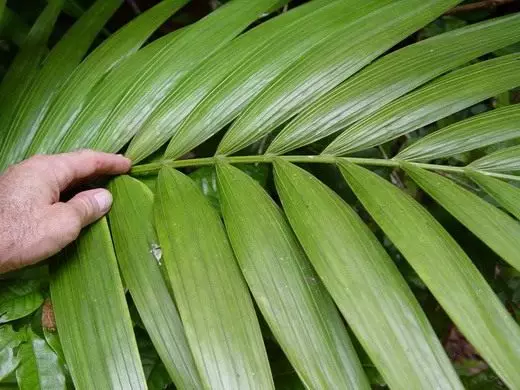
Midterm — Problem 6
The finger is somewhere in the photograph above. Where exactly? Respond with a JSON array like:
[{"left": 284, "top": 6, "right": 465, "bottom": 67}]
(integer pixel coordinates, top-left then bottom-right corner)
[{"left": 41, "top": 150, "right": 131, "bottom": 191}]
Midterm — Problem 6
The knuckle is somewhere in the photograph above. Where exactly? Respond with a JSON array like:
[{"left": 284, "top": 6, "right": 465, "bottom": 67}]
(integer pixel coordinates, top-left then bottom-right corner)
[
  {"left": 76, "top": 196, "right": 95, "bottom": 218},
  {"left": 92, "top": 155, "right": 106, "bottom": 171},
  {"left": 65, "top": 218, "right": 82, "bottom": 241}
]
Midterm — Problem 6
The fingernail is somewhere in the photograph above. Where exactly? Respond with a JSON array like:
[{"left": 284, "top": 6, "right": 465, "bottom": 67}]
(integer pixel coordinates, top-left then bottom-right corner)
[{"left": 94, "top": 190, "right": 113, "bottom": 213}]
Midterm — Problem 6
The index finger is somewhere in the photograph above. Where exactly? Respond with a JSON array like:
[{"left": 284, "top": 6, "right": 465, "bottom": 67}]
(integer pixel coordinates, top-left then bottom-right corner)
[{"left": 44, "top": 150, "right": 132, "bottom": 191}]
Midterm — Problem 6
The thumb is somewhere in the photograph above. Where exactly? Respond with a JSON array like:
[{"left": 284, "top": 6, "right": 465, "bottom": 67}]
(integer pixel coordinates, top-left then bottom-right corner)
[
  {"left": 28, "top": 189, "right": 113, "bottom": 263},
  {"left": 50, "top": 189, "right": 113, "bottom": 245},
  {"left": 66, "top": 188, "right": 113, "bottom": 228}
]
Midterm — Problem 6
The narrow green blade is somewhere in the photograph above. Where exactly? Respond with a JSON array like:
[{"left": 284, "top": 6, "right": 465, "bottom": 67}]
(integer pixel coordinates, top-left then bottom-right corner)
[
  {"left": 142, "top": 0, "right": 360, "bottom": 161},
  {"left": 273, "top": 160, "right": 461, "bottom": 390},
  {"left": 0, "top": 0, "right": 63, "bottom": 168},
  {"left": 108, "top": 176, "right": 203, "bottom": 389},
  {"left": 325, "top": 53, "right": 520, "bottom": 156},
  {"left": 468, "top": 171, "right": 520, "bottom": 220},
  {"left": 16, "top": 330, "right": 66, "bottom": 390},
  {"left": 27, "top": 0, "right": 189, "bottom": 156},
  {"left": 100, "top": 0, "right": 334, "bottom": 160},
  {"left": 217, "top": 0, "right": 461, "bottom": 155},
  {"left": 269, "top": 14, "right": 520, "bottom": 155},
  {"left": 216, "top": 163, "right": 369, "bottom": 389},
  {"left": 159, "top": 0, "right": 385, "bottom": 161},
  {"left": 339, "top": 161, "right": 520, "bottom": 389},
  {"left": 404, "top": 164, "right": 520, "bottom": 272},
  {"left": 470, "top": 144, "right": 520, "bottom": 172},
  {"left": 155, "top": 167, "right": 274, "bottom": 389},
  {"left": 397, "top": 104, "right": 520, "bottom": 161},
  {"left": 0, "top": 0, "right": 122, "bottom": 170},
  {"left": 62, "top": 0, "right": 286, "bottom": 161},
  {"left": 50, "top": 219, "right": 146, "bottom": 390}
]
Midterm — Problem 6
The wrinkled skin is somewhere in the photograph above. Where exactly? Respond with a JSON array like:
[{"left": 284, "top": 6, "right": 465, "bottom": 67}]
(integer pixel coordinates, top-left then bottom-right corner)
[{"left": 0, "top": 150, "right": 131, "bottom": 274}]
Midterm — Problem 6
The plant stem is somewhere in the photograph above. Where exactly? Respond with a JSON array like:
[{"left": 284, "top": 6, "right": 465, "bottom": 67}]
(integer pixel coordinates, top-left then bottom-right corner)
[{"left": 130, "top": 155, "right": 520, "bottom": 182}]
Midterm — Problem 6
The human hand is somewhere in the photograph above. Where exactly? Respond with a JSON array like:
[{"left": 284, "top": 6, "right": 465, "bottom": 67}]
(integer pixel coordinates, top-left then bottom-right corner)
[{"left": 0, "top": 150, "right": 131, "bottom": 274}]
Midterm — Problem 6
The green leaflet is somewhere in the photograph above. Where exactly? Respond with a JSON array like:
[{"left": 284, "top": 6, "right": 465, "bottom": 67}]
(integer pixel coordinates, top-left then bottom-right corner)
[
  {"left": 159, "top": 0, "right": 384, "bottom": 161},
  {"left": 470, "top": 144, "right": 520, "bottom": 172},
  {"left": 144, "top": 0, "right": 361, "bottom": 161},
  {"left": 155, "top": 167, "right": 273, "bottom": 389},
  {"left": 50, "top": 218, "right": 146, "bottom": 390},
  {"left": 269, "top": 14, "right": 520, "bottom": 155},
  {"left": 468, "top": 171, "right": 520, "bottom": 220},
  {"left": 339, "top": 161, "right": 520, "bottom": 389},
  {"left": 0, "top": 0, "right": 122, "bottom": 170},
  {"left": 404, "top": 165, "right": 520, "bottom": 272},
  {"left": 16, "top": 330, "right": 66, "bottom": 390},
  {"left": 273, "top": 160, "right": 461, "bottom": 390},
  {"left": 0, "top": 280, "right": 43, "bottom": 324},
  {"left": 0, "top": 0, "right": 63, "bottom": 170},
  {"left": 397, "top": 104, "right": 520, "bottom": 161},
  {"left": 216, "top": 163, "right": 369, "bottom": 389},
  {"left": 324, "top": 53, "right": 520, "bottom": 156},
  {"left": 217, "top": 0, "right": 461, "bottom": 156},
  {"left": 108, "top": 176, "right": 202, "bottom": 389},
  {"left": 27, "top": 0, "right": 189, "bottom": 156},
  {"left": 63, "top": 0, "right": 286, "bottom": 161}
]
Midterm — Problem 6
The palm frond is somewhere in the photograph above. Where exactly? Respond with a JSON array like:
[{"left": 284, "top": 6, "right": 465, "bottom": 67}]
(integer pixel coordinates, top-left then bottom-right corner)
[{"left": 1, "top": 0, "right": 520, "bottom": 389}]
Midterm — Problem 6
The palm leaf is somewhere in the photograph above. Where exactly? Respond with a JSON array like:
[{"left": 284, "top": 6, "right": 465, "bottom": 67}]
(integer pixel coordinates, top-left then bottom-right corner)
[
  {"left": 108, "top": 176, "right": 203, "bottom": 389},
  {"left": 0, "top": 0, "right": 64, "bottom": 171},
  {"left": 0, "top": 0, "right": 122, "bottom": 169},
  {"left": 2, "top": 0, "right": 520, "bottom": 388},
  {"left": 137, "top": 0, "right": 369, "bottom": 161},
  {"left": 26, "top": 0, "right": 190, "bottom": 156},
  {"left": 404, "top": 164, "right": 520, "bottom": 272},
  {"left": 397, "top": 104, "right": 520, "bottom": 161},
  {"left": 470, "top": 144, "right": 520, "bottom": 172},
  {"left": 270, "top": 13, "right": 520, "bottom": 155},
  {"left": 217, "top": 0, "right": 461, "bottom": 156},
  {"left": 50, "top": 219, "right": 146, "bottom": 389},
  {"left": 339, "top": 161, "right": 520, "bottom": 389},
  {"left": 468, "top": 171, "right": 520, "bottom": 220},
  {"left": 217, "top": 163, "right": 369, "bottom": 389},
  {"left": 61, "top": 0, "right": 287, "bottom": 160},
  {"left": 155, "top": 167, "right": 273, "bottom": 389},
  {"left": 274, "top": 159, "right": 462, "bottom": 389},
  {"left": 324, "top": 53, "right": 520, "bottom": 155}
]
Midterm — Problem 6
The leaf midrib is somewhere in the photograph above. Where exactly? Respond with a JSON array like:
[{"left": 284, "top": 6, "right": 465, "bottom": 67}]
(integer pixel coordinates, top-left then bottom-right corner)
[{"left": 130, "top": 155, "right": 520, "bottom": 183}]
